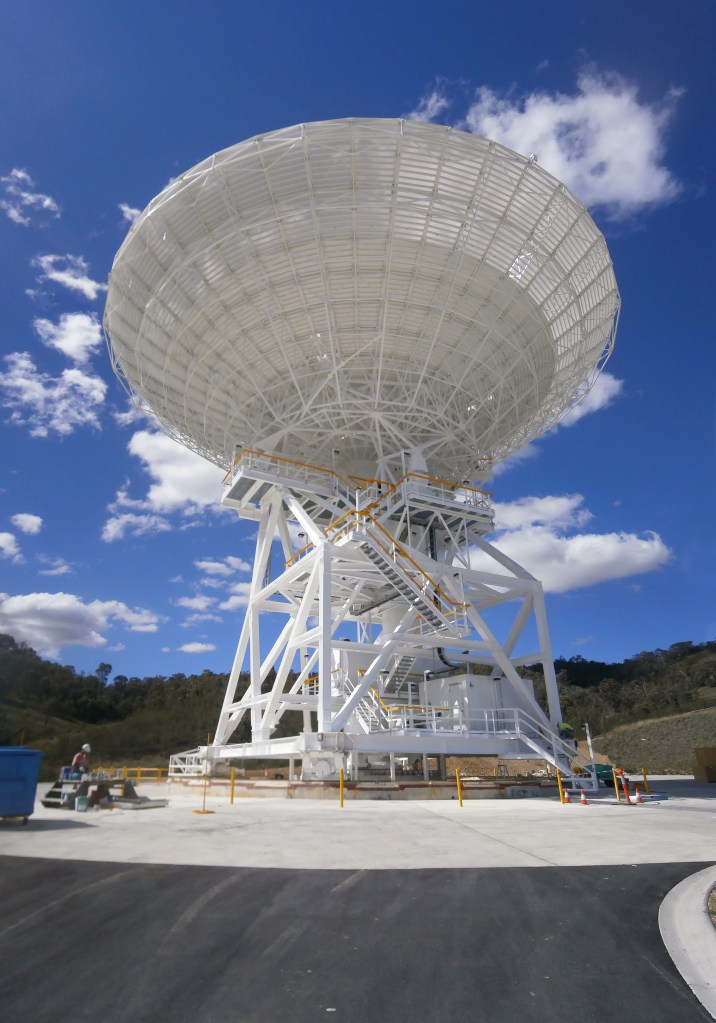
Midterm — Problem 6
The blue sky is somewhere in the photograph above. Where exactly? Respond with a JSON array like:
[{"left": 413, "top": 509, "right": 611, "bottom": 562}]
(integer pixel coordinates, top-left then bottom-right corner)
[{"left": 0, "top": 1, "right": 714, "bottom": 679}]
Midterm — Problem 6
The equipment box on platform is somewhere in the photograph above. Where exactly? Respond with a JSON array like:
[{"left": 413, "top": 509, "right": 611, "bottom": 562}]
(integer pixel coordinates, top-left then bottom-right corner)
[{"left": 0, "top": 747, "right": 43, "bottom": 823}]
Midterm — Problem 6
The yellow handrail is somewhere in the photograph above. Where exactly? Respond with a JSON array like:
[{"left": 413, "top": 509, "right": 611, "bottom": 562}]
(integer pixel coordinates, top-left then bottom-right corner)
[
  {"left": 222, "top": 448, "right": 352, "bottom": 490},
  {"left": 361, "top": 513, "right": 467, "bottom": 609}
]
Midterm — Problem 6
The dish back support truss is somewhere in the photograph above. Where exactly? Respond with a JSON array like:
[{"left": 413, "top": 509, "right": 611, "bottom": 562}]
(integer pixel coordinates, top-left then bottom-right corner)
[{"left": 195, "top": 450, "right": 587, "bottom": 782}]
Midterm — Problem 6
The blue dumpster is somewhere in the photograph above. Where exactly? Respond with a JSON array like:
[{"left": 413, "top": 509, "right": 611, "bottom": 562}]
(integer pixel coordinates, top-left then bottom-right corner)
[{"left": 0, "top": 747, "right": 44, "bottom": 823}]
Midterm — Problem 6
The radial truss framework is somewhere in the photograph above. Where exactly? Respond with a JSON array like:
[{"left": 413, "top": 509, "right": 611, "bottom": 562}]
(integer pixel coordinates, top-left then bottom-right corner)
[{"left": 104, "top": 118, "right": 620, "bottom": 481}]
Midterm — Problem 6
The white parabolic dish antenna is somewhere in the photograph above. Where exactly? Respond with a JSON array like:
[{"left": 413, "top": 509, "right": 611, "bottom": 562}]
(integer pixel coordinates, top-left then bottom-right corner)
[{"left": 104, "top": 118, "right": 620, "bottom": 479}]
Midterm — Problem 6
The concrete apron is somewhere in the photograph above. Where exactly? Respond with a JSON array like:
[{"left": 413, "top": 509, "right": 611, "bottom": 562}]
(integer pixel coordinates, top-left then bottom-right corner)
[{"left": 169, "top": 777, "right": 559, "bottom": 800}]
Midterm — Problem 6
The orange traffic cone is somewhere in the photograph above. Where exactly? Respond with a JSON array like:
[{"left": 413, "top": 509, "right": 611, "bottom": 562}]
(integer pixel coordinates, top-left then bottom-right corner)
[
  {"left": 635, "top": 788, "right": 643, "bottom": 803},
  {"left": 563, "top": 789, "right": 571, "bottom": 804},
  {"left": 580, "top": 789, "right": 588, "bottom": 806}
]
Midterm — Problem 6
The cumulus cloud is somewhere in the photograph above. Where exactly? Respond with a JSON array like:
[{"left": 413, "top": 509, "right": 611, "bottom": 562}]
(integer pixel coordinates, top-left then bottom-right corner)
[
  {"left": 0, "top": 533, "right": 22, "bottom": 563},
  {"left": 176, "top": 595, "right": 216, "bottom": 612},
  {"left": 0, "top": 591, "right": 163, "bottom": 658},
  {"left": 102, "top": 434, "right": 224, "bottom": 540},
  {"left": 0, "top": 352, "right": 107, "bottom": 436},
  {"left": 101, "top": 510, "right": 172, "bottom": 543},
  {"left": 179, "top": 641, "right": 216, "bottom": 654},
  {"left": 219, "top": 583, "right": 252, "bottom": 611},
  {"left": 119, "top": 202, "right": 141, "bottom": 224},
  {"left": 194, "top": 555, "right": 252, "bottom": 577},
  {"left": 470, "top": 493, "right": 671, "bottom": 593},
  {"left": 463, "top": 69, "right": 682, "bottom": 219},
  {"left": 33, "top": 312, "right": 103, "bottom": 365},
  {"left": 31, "top": 253, "right": 106, "bottom": 301},
  {"left": 11, "top": 513, "right": 43, "bottom": 535},
  {"left": 560, "top": 372, "right": 624, "bottom": 427},
  {"left": 493, "top": 494, "right": 591, "bottom": 532},
  {"left": 127, "top": 430, "right": 223, "bottom": 511},
  {"left": 0, "top": 168, "right": 60, "bottom": 226},
  {"left": 181, "top": 612, "right": 223, "bottom": 627}
]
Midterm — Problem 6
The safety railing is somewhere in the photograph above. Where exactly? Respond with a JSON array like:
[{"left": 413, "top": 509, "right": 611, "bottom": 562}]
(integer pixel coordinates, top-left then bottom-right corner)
[
  {"left": 168, "top": 749, "right": 207, "bottom": 778},
  {"left": 222, "top": 448, "right": 352, "bottom": 502},
  {"left": 103, "top": 766, "right": 168, "bottom": 783},
  {"left": 326, "top": 511, "right": 469, "bottom": 633},
  {"left": 385, "top": 703, "right": 454, "bottom": 731}
]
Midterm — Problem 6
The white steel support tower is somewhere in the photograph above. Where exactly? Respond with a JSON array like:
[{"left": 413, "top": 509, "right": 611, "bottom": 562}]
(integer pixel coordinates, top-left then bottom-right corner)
[
  {"left": 104, "top": 118, "right": 621, "bottom": 790},
  {"left": 203, "top": 448, "right": 590, "bottom": 783}
]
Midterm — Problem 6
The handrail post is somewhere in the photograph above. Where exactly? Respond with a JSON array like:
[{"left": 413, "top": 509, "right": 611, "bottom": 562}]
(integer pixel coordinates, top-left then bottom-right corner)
[
  {"left": 456, "top": 768, "right": 463, "bottom": 808},
  {"left": 230, "top": 766, "right": 236, "bottom": 804},
  {"left": 339, "top": 767, "right": 344, "bottom": 808},
  {"left": 557, "top": 770, "right": 565, "bottom": 804}
]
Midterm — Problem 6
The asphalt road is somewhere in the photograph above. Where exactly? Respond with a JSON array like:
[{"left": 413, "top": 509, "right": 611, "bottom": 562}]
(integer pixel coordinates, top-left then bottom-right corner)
[{"left": 0, "top": 857, "right": 712, "bottom": 1023}]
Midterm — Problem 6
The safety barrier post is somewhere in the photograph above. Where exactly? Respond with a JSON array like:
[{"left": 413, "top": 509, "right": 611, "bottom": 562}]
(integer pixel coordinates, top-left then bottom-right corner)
[
  {"left": 122, "top": 766, "right": 127, "bottom": 780},
  {"left": 641, "top": 767, "right": 650, "bottom": 794},
  {"left": 339, "top": 767, "right": 344, "bottom": 808},
  {"left": 230, "top": 766, "right": 235, "bottom": 805},
  {"left": 456, "top": 769, "right": 463, "bottom": 808},
  {"left": 619, "top": 769, "right": 631, "bottom": 805},
  {"left": 556, "top": 770, "right": 565, "bottom": 804},
  {"left": 612, "top": 767, "right": 621, "bottom": 801},
  {"left": 137, "top": 767, "right": 142, "bottom": 785}
]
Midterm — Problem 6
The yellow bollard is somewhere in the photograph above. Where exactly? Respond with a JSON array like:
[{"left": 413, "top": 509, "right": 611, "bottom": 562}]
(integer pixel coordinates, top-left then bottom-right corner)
[
  {"left": 556, "top": 770, "right": 565, "bottom": 804},
  {"left": 339, "top": 767, "right": 344, "bottom": 808},
  {"left": 122, "top": 766, "right": 127, "bottom": 780},
  {"left": 612, "top": 767, "right": 622, "bottom": 801},
  {"left": 456, "top": 769, "right": 463, "bottom": 808},
  {"left": 137, "top": 767, "right": 142, "bottom": 785},
  {"left": 230, "top": 766, "right": 236, "bottom": 805},
  {"left": 641, "top": 767, "right": 650, "bottom": 794}
]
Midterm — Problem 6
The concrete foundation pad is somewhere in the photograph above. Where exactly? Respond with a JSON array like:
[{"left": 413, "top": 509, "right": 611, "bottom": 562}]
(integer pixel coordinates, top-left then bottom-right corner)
[{"left": 2, "top": 775, "right": 713, "bottom": 871}]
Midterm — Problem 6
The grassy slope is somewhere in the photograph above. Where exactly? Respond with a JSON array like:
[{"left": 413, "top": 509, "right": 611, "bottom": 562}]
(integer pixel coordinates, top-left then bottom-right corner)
[{"left": 594, "top": 706, "right": 716, "bottom": 773}]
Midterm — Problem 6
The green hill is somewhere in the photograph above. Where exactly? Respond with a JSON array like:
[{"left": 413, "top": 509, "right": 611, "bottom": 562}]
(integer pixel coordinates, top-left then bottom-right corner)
[{"left": 594, "top": 706, "right": 716, "bottom": 773}]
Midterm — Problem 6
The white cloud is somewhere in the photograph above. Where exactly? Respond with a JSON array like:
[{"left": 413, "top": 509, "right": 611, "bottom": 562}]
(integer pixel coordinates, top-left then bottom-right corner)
[
  {"left": 119, "top": 202, "right": 141, "bottom": 224},
  {"left": 491, "top": 442, "right": 540, "bottom": 477},
  {"left": 11, "top": 513, "right": 43, "bottom": 535},
  {"left": 102, "top": 432, "right": 229, "bottom": 541},
  {"left": 493, "top": 494, "right": 591, "bottom": 531},
  {"left": 181, "top": 612, "right": 223, "bottom": 627},
  {"left": 0, "top": 168, "right": 60, "bottom": 226},
  {"left": 0, "top": 533, "right": 22, "bottom": 563},
  {"left": 463, "top": 69, "right": 682, "bottom": 218},
  {"left": 560, "top": 372, "right": 624, "bottom": 427},
  {"left": 179, "top": 642, "right": 216, "bottom": 654},
  {"left": 0, "top": 352, "right": 107, "bottom": 436},
  {"left": 0, "top": 591, "right": 163, "bottom": 658},
  {"left": 33, "top": 312, "right": 103, "bottom": 365},
  {"left": 31, "top": 253, "right": 106, "bottom": 300},
  {"left": 194, "top": 555, "right": 251, "bottom": 577},
  {"left": 176, "top": 595, "right": 216, "bottom": 611},
  {"left": 471, "top": 493, "right": 671, "bottom": 593},
  {"left": 101, "top": 511, "right": 171, "bottom": 542},
  {"left": 127, "top": 430, "right": 223, "bottom": 511},
  {"left": 405, "top": 88, "right": 450, "bottom": 123},
  {"left": 112, "top": 399, "right": 155, "bottom": 428},
  {"left": 219, "top": 583, "right": 252, "bottom": 611},
  {"left": 37, "top": 555, "right": 72, "bottom": 576}
]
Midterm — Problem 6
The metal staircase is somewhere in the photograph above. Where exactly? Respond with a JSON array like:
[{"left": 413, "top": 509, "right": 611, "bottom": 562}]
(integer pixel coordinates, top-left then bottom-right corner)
[
  {"left": 353, "top": 533, "right": 455, "bottom": 632},
  {"left": 384, "top": 655, "right": 415, "bottom": 694}
]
